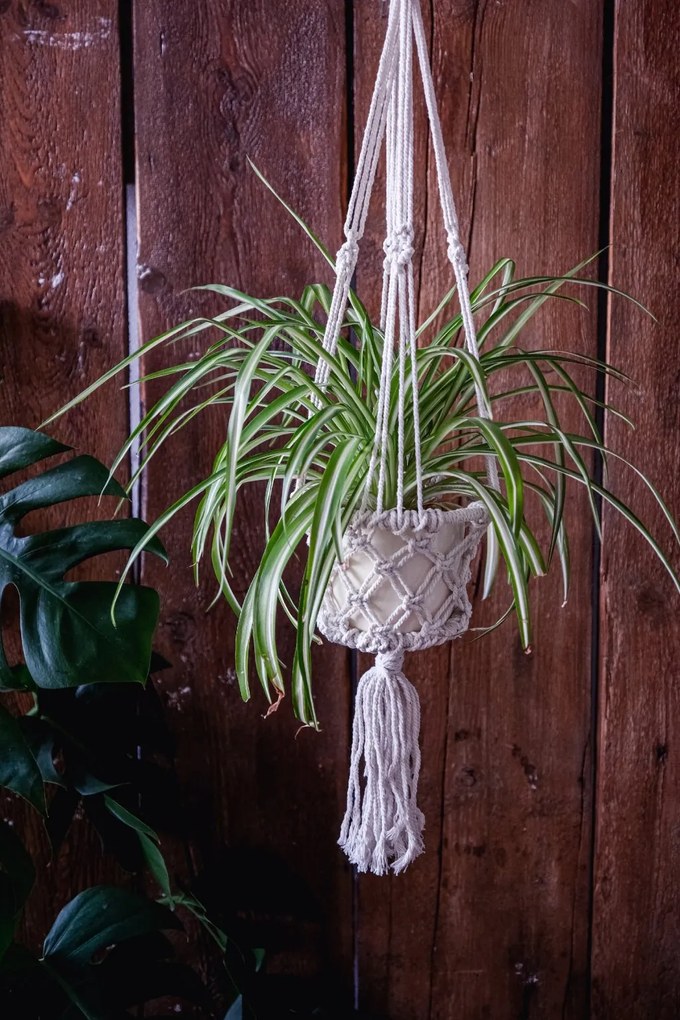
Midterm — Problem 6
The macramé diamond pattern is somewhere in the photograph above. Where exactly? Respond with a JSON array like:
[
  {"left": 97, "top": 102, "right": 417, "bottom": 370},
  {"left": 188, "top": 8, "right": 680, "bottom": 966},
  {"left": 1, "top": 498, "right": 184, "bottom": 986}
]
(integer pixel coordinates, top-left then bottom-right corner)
[{"left": 318, "top": 503, "right": 488, "bottom": 656}]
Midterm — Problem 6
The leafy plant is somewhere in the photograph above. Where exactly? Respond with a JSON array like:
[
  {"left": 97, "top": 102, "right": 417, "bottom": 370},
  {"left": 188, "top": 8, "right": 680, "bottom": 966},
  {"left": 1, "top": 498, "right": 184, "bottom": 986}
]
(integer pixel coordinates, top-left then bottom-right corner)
[
  {"left": 0, "top": 429, "right": 214, "bottom": 1016},
  {"left": 0, "top": 661, "right": 257, "bottom": 1018},
  {"left": 0, "top": 666, "right": 353, "bottom": 1018},
  {"left": 48, "top": 178, "right": 680, "bottom": 727},
  {"left": 0, "top": 422, "right": 167, "bottom": 825},
  {"left": 0, "top": 427, "right": 363, "bottom": 1017},
  {"left": 0, "top": 874, "right": 209, "bottom": 1019},
  {"left": 18, "top": 661, "right": 177, "bottom": 873},
  {"left": 0, "top": 426, "right": 165, "bottom": 696},
  {"left": 0, "top": 615, "right": 238, "bottom": 1016}
]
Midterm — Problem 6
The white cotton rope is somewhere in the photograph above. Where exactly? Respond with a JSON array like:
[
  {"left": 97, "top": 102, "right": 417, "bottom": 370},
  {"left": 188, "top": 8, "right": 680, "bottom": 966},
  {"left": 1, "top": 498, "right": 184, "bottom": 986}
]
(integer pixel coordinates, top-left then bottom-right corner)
[
  {"left": 338, "top": 648, "right": 425, "bottom": 876},
  {"left": 318, "top": 503, "right": 489, "bottom": 875},
  {"left": 311, "top": 0, "right": 400, "bottom": 403},
  {"left": 409, "top": 0, "right": 499, "bottom": 491},
  {"left": 314, "top": 0, "right": 499, "bottom": 497},
  {"left": 312, "top": 0, "right": 499, "bottom": 875}
]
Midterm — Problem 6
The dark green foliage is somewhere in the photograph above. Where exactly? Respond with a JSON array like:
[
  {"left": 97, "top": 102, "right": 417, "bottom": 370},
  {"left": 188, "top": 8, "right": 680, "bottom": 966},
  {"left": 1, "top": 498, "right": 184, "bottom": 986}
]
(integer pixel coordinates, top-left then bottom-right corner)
[
  {"left": 49, "top": 254, "right": 680, "bottom": 727},
  {"left": 0, "top": 426, "right": 165, "bottom": 693},
  {"left": 0, "top": 704, "right": 45, "bottom": 812},
  {"left": 0, "top": 819, "right": 35, "bottom": 959},
  {"left": 0, "top": 883, "right": 208, "bottom": 1019}
]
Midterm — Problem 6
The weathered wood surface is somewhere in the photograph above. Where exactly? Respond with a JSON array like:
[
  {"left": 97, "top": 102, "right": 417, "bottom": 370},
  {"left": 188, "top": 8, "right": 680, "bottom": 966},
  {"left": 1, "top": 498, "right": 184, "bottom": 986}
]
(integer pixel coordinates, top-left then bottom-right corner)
[
  {"left": 3, "top": 0, "right": 680, "bottom": 1016},
  {"left": 592, "top": 1, "right": 680, "bottom": 1017},
  {"left": 132, "top": 0, "right": 354, "bottom": 1010},
  {"left": 0, "top": 0, "right": 128, "bottom": 944},
  {"left": 353, "top": 2, "right": 603, "bottom": 1017}
]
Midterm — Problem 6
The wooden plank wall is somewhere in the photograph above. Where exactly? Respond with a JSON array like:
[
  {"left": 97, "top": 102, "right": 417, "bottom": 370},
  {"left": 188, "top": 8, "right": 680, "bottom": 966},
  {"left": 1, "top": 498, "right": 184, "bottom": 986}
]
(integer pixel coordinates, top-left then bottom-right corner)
[
  {"left": 1, "top": 1, "right": 679, "bottom": 1017},
  {"left": 354, "top": 4, "right": 602, "bottom": 1017},
  {"left": 131, "top": 0, "right": 354, "bottom": 1005},
  {"left": 0, "top": 0, "right": 130, "bottom": 937},
  {"left": 592, "top": 2, "right": 680, "bottom": 1017}
]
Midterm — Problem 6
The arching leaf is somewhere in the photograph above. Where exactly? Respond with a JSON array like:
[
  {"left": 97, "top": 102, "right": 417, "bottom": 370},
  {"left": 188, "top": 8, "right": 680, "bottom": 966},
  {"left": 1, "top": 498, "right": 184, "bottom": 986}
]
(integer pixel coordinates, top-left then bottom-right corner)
[{"left": 0, "top": 428, "right": 166, "bottom": 691}]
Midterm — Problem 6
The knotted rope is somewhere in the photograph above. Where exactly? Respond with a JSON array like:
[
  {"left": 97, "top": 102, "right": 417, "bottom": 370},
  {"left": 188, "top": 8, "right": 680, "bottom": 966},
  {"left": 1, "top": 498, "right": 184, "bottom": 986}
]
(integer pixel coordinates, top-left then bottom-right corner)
[
  {"left": 313, "top": 0, "right": 499, "bottom": 502},
  {"left": 314, "top": 0, "right": 498, "bottom": 874},
  {"left": 339, "top": 647, "right": 425, "bottom": 875}
]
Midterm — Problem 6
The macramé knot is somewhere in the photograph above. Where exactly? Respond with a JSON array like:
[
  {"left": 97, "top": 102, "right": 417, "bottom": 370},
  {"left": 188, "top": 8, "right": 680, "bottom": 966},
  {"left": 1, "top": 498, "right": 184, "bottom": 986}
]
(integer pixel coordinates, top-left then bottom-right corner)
[
  {"left": 407, "top": 535, "right": 432, "bottom": 555},
  {"left": 434, "top": 549, "right": 458, "bottom": 570},
  {"left": 383, "top": 225, "right": 414, "bottom": 267},
  {"left": 376, "top": 560, "right": 397, "bottom": 579},
  {"left": 447, "top": 237, "right": 469, "bottom": 273},
  {"left": 336, "top": 235, "right": 359, "bottom": 275},
  {"left": 376, "top": 648, "right": 405, "bottom": 674},
  {"left": 351, "top": 532, "right": 371, "bottom": 553}
]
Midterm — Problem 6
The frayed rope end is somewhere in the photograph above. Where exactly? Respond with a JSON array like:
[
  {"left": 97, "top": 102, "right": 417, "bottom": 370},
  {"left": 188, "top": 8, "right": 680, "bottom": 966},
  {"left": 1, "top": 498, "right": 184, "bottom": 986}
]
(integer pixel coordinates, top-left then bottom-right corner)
[{"left": 339, "top": 648, "right": 425, "bottom": 876}]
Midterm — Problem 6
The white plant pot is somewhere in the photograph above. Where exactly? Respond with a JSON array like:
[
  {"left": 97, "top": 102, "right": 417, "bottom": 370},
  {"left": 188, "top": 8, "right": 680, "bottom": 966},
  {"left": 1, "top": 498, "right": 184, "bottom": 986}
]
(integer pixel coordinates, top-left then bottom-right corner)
[{"left": 317, "top": 504, "right": 488, "bottom": 654}]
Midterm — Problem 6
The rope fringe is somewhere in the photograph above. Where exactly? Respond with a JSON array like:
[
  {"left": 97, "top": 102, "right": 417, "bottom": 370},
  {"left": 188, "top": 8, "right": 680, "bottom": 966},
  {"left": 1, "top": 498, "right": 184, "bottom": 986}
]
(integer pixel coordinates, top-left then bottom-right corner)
[{"left": 339, "top": 649, "right": 425, "bottom": 876}]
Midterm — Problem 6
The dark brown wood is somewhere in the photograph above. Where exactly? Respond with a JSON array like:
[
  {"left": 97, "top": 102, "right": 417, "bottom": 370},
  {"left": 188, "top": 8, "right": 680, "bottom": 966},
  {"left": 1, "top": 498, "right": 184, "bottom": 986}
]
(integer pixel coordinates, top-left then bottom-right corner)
[
  {"left": 353, "top": 2, "right": 603, "bottom": 1017},
  {"left": 4, "top": 1, "right": 680, "bottom": 1015},
  {"left": 0, "top": 0, "right": 128, "bottom": 945},
  {"left": 132, "top": 0, "right": 353, "bottom": 1009},
  {"left": 592, "top": 2, "right": 680, "bottom": 1016}
]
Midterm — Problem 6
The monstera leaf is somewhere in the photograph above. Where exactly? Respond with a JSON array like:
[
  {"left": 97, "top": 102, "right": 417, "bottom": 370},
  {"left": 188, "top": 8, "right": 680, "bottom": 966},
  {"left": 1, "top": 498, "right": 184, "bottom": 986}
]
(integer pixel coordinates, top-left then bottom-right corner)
[
  {"left": 43, "top": 886, "right": 181, "bottom": 965},
  {"left": 0, "top": 427, "right": 165, "bottom": 691},
  {"left": 41, "top": 887, "right": 204, "bottom": 1017},
  {"left": 0, "top": 886, "right": 207, "bottom": 1019}
]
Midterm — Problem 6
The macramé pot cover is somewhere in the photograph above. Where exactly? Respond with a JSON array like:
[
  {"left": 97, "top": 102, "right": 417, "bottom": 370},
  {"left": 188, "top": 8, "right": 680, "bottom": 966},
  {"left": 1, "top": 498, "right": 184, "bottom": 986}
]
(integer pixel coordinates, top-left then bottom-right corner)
[
  {"left": 318, "top": 506, "right": 488, "bottom": 656},
  {"left": 311, "top": 0, "right": 499, "bottom": 875},
  {"left": 318, "top": 506, "right": 488, "bottom": 875}
]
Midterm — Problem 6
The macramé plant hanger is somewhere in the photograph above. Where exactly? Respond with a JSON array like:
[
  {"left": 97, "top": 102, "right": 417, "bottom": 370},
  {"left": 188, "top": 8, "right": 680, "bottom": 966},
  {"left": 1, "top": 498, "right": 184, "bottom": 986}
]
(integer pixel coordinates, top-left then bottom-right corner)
[
  {"left": 49, "top": 0, "right": 680, "bottom": 878},
  {"left": 313, "top": 0, "right": 500, "bottom": 873}
]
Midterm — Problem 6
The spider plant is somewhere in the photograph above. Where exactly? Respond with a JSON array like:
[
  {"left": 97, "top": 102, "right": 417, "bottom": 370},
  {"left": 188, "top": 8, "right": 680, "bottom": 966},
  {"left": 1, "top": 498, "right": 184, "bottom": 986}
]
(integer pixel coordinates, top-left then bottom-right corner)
[{"left": 48, "top": 184, "right": 680, "bottom": 728}]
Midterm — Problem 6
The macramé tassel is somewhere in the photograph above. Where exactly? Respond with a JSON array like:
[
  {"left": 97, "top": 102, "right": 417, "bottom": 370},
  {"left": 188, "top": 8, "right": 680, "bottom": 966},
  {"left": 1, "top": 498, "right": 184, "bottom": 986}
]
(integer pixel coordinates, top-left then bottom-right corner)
[{"left": 339, "top": 648, "right": 425, "bottom": 875}]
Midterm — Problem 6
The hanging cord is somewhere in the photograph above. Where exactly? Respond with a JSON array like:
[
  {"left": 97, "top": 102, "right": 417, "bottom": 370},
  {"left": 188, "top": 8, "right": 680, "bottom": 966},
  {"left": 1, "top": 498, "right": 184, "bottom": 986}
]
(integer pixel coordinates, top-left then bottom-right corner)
[
  {"left": 338, "top": 647, "right": 424, "bottom": 875},
  {"left": 313, "top": 0, "right": 499, "bottom": 497},
  {"left": 410, "top": 0, "right": 499, "bottom": 491},
  {"left": 364, "top": 0, "right": 423, "bottom": 519},
  {"left": 322, "top": 0, "right": 499, "bottom": 879},
  {"left": 311, "top": 0, "right": 400, "bottom": 403}
]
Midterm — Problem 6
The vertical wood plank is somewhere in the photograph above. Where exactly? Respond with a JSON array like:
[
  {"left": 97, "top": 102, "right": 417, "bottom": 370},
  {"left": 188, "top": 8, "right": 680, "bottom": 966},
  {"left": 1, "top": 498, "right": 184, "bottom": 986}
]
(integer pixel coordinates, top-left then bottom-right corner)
[
  {"left": 353, "top": 2, "right": 604, "bottom": 1016},
  {"left": 132, "top": 0, "right": 354, "bottom": 1006},
  {"left": 0, "top": 0, "right": 126, "bottom": 436},
  {"left": 0, "top": 0, "right": 127, "bottom": 943},
  {"left": 592, "top": 2, "right": 680, "bottom": 1016}
]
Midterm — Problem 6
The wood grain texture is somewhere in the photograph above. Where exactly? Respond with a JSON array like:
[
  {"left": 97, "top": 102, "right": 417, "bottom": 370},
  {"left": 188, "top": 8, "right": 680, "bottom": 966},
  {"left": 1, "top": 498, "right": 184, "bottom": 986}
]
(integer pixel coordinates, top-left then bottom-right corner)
[
  {"left": 353, "top": 2, "right": 603, "bottom": 1017},
  {"left": 592, "top": 1, "right": 680, "bottom": 1016},
  {"left": 132, "top": 0, "right": 354, "bottom": 1010},
  {"left": 4, "top": 1, "right": 680, "bottom": 1016},
  {"left": 0, "top": 0, "right": 128, "bottom": 946}
]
